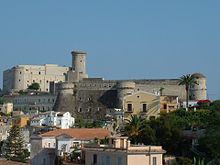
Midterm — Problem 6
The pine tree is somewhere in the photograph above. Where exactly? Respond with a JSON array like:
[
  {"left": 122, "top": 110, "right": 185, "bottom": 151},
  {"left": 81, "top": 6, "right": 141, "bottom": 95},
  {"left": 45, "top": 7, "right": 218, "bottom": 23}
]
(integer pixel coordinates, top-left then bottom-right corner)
[{"left": 3, "top": 125, "right": 30, "bottom": 162}]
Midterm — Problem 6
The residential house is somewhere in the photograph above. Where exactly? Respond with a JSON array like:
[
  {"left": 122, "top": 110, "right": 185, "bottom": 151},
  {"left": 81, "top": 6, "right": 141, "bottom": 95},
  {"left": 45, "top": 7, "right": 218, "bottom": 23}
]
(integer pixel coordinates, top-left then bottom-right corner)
[
  {"left": 123, "top": 91, "right": 160, "bottom": 119},
  {"left": 13, "top": 115, "right": 29, "bottom": 128},
  {"left": 0, "top": 103, "right": 13, "bottom": 115},
  {"left": 160, "top": 95, "right": 179, "bottom": 113},
  {"left": 30, "top": 111, "right": 75, "bottom": 129},
  {"left": 84, "top": 136, "right": 166, "bottom": 165},
  {"left": 0, "top": 116, "right": 12, "bottom": 141},
  {"left": 31, "top": 128, "right": 110, "bottom": 165}
]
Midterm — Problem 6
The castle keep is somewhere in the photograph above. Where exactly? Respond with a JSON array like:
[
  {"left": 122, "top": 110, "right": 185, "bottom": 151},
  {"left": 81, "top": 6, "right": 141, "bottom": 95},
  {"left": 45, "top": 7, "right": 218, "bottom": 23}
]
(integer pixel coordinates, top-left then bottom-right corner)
[{"left": 53, "top": 50, "right": 207, "bottom": 120}]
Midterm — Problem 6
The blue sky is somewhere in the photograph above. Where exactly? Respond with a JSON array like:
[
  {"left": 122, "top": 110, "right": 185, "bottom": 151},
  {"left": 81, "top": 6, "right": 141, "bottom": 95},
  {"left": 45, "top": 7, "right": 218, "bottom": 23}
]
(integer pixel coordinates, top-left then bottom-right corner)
[{"left": 0, "top": 1, "right": 220, "bottom": 100}]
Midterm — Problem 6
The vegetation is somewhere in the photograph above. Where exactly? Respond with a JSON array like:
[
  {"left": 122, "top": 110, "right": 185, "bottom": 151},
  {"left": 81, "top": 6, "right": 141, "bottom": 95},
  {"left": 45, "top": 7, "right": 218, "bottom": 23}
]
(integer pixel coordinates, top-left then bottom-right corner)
[
  {"left": 2, "top": 125, "right": 30, "bottom": 162},
  {"left": 178, "top": 74, "right": 197, "bottom": 109},
  {"left": 28, "top": 82, "right": 40, "bottom": 91},
  {"left": 122, "top": 103, "right": 220, "bottom": 163}
]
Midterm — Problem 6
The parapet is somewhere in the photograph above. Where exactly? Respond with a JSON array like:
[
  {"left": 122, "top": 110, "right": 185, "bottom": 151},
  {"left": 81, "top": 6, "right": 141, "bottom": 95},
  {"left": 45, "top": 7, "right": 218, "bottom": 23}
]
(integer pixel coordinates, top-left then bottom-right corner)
[{"left": 117, "top": 81, "right": 136, "bottom": 89}]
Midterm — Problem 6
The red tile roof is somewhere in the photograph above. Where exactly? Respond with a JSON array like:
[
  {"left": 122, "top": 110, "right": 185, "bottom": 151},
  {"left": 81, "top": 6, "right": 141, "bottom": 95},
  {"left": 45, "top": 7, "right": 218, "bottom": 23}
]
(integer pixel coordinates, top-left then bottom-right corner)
[{"left": 41, "top": 128, "right": 110, "bottom": 140}]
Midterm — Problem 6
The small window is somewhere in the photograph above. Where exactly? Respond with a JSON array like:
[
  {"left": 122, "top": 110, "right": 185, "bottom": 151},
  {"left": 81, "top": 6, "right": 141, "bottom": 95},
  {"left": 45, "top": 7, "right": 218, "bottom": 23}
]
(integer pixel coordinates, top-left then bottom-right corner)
[
  {"left": 127, "top": 104, "right": 132, "bottom": 112},
  {"left": 143, "top": 104, "right": 147, "bottom": 112},
  {"left": 163, "top": 104, "right": 167, "bottom": 109},
  {"left": 78, "top": 108, "right": 82, "bottom": 112},
  {"left": 19, "top": 79, "right": 21, "bottom": 82},
  {"left": 39, "top": 72, "right": 41, "bottom": 75},
  {"left": 20, "top": 72, "right": 22, "bottom": 74}
]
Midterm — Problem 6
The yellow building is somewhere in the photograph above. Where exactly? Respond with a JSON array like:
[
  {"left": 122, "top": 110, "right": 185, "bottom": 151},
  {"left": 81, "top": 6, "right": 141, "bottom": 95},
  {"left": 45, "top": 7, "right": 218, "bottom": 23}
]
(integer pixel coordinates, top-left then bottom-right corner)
[
  {"left": 160, "top": 95, "right": 179, "bottom": 113},
  {"left": 123, "top": 91, "right": 160, "bottom": 119},
  {"left": 13, "top": 116, "right": 29, "bottom": 127}
]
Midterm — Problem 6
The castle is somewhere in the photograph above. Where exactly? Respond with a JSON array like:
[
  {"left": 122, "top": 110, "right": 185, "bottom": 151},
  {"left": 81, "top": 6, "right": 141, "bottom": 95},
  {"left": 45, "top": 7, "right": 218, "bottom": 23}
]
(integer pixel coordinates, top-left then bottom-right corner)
[{"left": 53, "top": 51, "right": 207, "bottom": 120}]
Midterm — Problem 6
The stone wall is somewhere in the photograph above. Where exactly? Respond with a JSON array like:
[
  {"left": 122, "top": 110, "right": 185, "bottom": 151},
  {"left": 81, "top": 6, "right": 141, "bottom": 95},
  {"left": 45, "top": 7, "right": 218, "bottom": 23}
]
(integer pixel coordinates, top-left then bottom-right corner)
[{"left": 53, "top": 78, "right": 186, "bottom": 120}]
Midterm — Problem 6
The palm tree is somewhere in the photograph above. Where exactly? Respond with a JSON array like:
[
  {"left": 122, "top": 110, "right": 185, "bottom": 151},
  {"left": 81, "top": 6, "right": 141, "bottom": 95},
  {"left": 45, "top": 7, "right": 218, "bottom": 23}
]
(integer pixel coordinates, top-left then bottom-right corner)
[
  {"left": 159, "top": 87, "right": 165, "bottom": 96},
  {"left": 178, "top": 74, "right": 197, "bottom": 110},
  {"left": 123, "top": 115, "right": 145, "bottom": 144}
]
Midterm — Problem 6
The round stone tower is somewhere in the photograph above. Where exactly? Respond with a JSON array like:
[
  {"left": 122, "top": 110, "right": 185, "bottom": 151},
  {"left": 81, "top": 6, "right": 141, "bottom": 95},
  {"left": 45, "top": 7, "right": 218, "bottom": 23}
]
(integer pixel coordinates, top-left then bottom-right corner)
[
  {"left": 117, "top": 81, "right": 135, "bottom": 109},
  {"left": 53, "top": 82, "right": 77, "bottom": 116},
  {"left": 68, "top": 51, "right": 88, "bottom": 82},
  {"left": 190, "top": 73, "right": 207, "bottom": 100}
]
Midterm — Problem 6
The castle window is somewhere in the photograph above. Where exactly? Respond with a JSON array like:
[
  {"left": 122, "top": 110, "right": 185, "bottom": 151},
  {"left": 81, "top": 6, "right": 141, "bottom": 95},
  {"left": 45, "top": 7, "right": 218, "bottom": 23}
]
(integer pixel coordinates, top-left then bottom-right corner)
[
  {"left": 20, "top": 72, "right": 22, "bottom": 74},
  {"left": 78, "top": 108, "right": 82, "bottom": 112},
  {"left": 127, "top": 104, "right": 132, "bottom": 112},
  {"left": 137, "top": 96, "right": 140, "bottom": 98},
  {"left": 163, "top": 104, "right": 167, "bottom": 110},
  {"left": 88, "top": 98, "right": 91, "bottom": 101},
  {"left": 39, "top": 72, "right": 41, "bottom": 75},
  {"left": 88, "top": 108, "right": 92, "bottom": 112},
  {"left": 143, "top": 104, "right": 147, "bottom": 112}
]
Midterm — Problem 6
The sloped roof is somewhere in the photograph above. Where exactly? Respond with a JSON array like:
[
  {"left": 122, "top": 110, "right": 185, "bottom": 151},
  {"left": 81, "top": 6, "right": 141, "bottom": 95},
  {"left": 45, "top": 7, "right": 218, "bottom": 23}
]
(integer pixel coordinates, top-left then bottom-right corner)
[{"left": 41, "top": 128, "right": 110, "bottom": 140}]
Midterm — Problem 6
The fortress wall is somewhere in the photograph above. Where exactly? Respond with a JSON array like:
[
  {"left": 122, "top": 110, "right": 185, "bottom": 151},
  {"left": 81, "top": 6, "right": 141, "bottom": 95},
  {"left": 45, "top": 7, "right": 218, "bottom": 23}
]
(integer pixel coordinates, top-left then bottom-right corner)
[
  {"left": 75, "top": 90, "right": 117, "bottom": 120},
  {"left": 54, "top": 78, "right": 187, "bottom": 119},
  {"left": 135, "top": 84, "right": 186, "bottom": 101}
]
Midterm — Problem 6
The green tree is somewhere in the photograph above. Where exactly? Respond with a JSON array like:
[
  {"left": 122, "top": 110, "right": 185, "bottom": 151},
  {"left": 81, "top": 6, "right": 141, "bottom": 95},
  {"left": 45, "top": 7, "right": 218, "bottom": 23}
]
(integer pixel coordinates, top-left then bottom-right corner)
[
  {"left": 3, "top": 125, "right": 30, "bottom": 162},
  {"left": 210, "top": 100, "right": 220, "bottom": 111},
  {"left": 178, "top": 74, "right": 197, "bottom": 109},
  {"left": 28, "top": 82, "right": 40, "bottom": 91},
  {"left": 124, "top": 115, "right": 145, "bottom": 144},
  {"left": 198, "top": 111, "right": 220, "bottom": 160}
]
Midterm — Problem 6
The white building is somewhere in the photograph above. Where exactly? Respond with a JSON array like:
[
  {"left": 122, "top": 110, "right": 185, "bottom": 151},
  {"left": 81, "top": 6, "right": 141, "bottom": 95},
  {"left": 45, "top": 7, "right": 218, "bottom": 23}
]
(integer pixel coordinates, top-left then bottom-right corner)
[
  {"left": 3, "top": 64, "right": 70, "bottom": 94},
  {"left": 30, "top": 111, "right": 75, "bottom": 129}
]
